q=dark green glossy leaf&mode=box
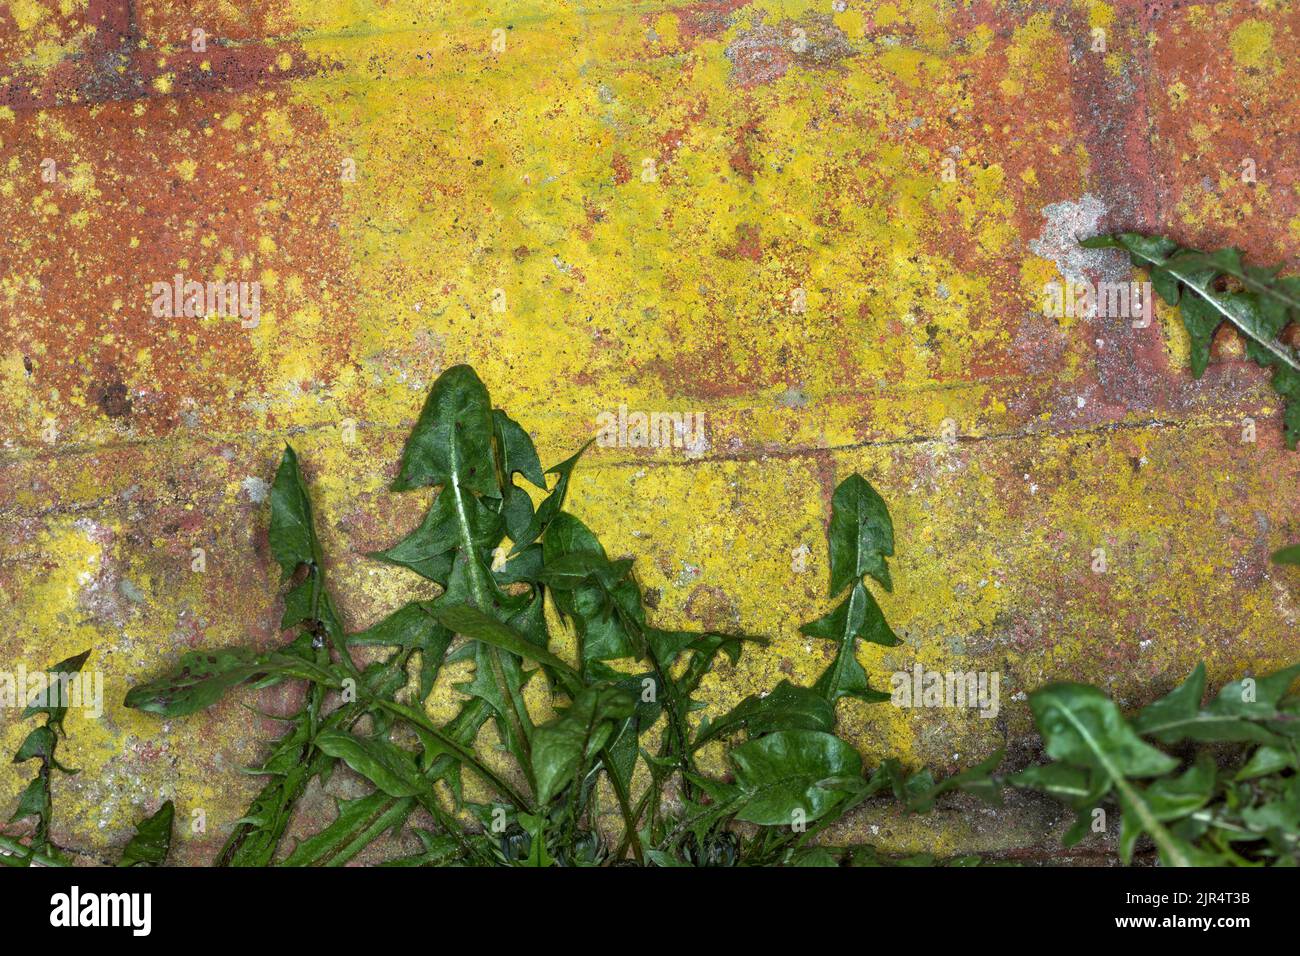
[269,446,321,580]
[542,512,642,663]
[695,680,835,748]
[20,650,91,727]
[9,776,50,827]
[369,490,501,582]
[1084,233,1300,447]
[392,365,498,496]
[348,602,437,648]
[314,731,424,798]
[124,648,341,717]
[827,474,894,594]
[538,552,633,591]
[119,801,174,867]
[494,409,546,490]
[532,685,636,806]
[510,439,594,554]
[432,603,581,693]
[729,730,862,826]
[282,792,413,867]
[13,727,57,765]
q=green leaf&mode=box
[1028,683,1198,866]
[792,847,842,867]
[801,582,900,647]
[694,680,835,748]
[494,409,546,489]
[827,474,894,595]
[541,512,643,663]
[497,484,536,545]
[1133,663,1206,737]
[369,490,500,582]
[1237,745,1295,781]
[431,603,582,693]
[1007,762,1093,802]
[510,439,594,554]
[13,727,58,764]
[518,812,554,867]
[806,583,894,704]
[907,749,1005,812]
[456,639,536,767]
[314,731,425,798]
[281,792,414,867]
[9,776,50,827]
[392,365,499,496]
[380,830,462,867]
[124,648,342,717]
[531,685,636,806]
[118,801,174,867]
[268,446,323,581]
[729,730,863,826]
[20,650,91,728]
[347,602,439,648]
[1271,544,1300,566]
[1134,661,1300,745]
[537,552,634,591]
[1118,758,1214,864]
[802,475,900,705]
[1088,233,1300,447]
[1031,683,1178,779]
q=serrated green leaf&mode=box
[1031,683,1178,779]
[119,801,174,867]
[369,490,501,582]
[807,584,892,704]
[542,512,642,663]
[509,439,594,554]
[20,650,91,728]
[314,731,425,798]
[729,730,862,826]
[13,727,57,765]
[281,792,413,867]
[1117,758,1214,865]
[9,776,50,827]
[1029,682,1199,865]
[392,365,498,496]
[532,685,636,806]
[827,474,894,594]
[1135,661,1300,746]
[124,648,342,717]
[1089,233,1300,447]
[694,680,835,748]
[494,409,546,490]
[432,603,581,693]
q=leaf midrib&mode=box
[1131,245,1300,375]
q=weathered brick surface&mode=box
[2,0,1298,864]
